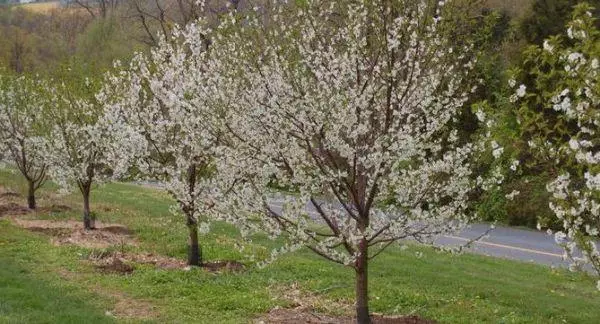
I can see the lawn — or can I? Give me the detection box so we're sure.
[1,168,599,323]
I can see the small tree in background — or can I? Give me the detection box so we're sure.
[209,1,499,322]
[511,3,600,287]
[40,75,112,230]
[0,74,48,209]
[100,23,225,266]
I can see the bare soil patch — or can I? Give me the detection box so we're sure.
[88,250,186,272]
[260,283,435,323]
[0,202,30,217]
[0,191,21,199]
[0,186,19,198]
[12,219,136,249]
[87,250,245,273]
[28,227,72,236]
[0,187,30,217]
[271,282,353,316]
[259,309,436,324]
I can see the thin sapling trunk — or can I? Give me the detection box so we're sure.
[185,163,202,266]
[187,217,201,266]
[82,183,95,230]
[355,237,370,324]
[27,180,36,210]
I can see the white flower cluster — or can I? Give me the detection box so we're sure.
[202,0,494,267]
[517,11,600,287]
[99,21,226,237]
[0,75,49,200]
[40,82,112,197]
[509,83,527,103]
[0,0,500,272]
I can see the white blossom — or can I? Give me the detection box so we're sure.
[505,190,520,201]
[0,75,49,209]
[516,84,527,98]
[38,79,113,229]
[516,9,600,288]
[208,0,496,274]
[509,160,520,171]
[99,20,226,264]
[543,40,554,53]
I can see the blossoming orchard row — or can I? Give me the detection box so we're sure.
[0,1,598,322]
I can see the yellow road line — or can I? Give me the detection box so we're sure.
[443,235,564,258]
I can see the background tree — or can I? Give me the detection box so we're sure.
[0,6,94,73]
[211,1,499,322]
[40,71,111,230]
[100,23,224,266]
[120,0,260,50]
[72,0,121,19]
[0,74,48,209]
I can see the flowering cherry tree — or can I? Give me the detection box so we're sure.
[100,23,226,266]
[209,1,493,322]
[0,75,48,209]
[40,78,112,230]
[511,4,600,288]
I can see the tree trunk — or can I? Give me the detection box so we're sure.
[355,238,370,324]
[185,164,201,266]
[187,220,201,266]
[27,180,36,210]
[82,185,95,230]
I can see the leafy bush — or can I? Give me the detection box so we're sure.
[477,173,558,229]
[519,0,600,44]
[477,188,509,223]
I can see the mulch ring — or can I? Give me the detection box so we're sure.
[88,250,245,274]
[259,309,436,324]
[0,202,30,217]
[259,283,436,324]
[89,251,185,273]
[0,186,71,218]
[0,188,30,218]
[0,191,21,199]
[12,219,136,249]
[0,203,70,218]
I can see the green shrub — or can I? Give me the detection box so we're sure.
[519,0,600,44]
[477,188,509,223]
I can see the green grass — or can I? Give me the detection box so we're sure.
[0,229,114,324]
[1,168,600,323]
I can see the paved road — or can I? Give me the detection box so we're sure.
[266,197,575,269]
[436,224,569,268]
[137,182,574,269]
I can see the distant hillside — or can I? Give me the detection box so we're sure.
[15,1,60,12]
